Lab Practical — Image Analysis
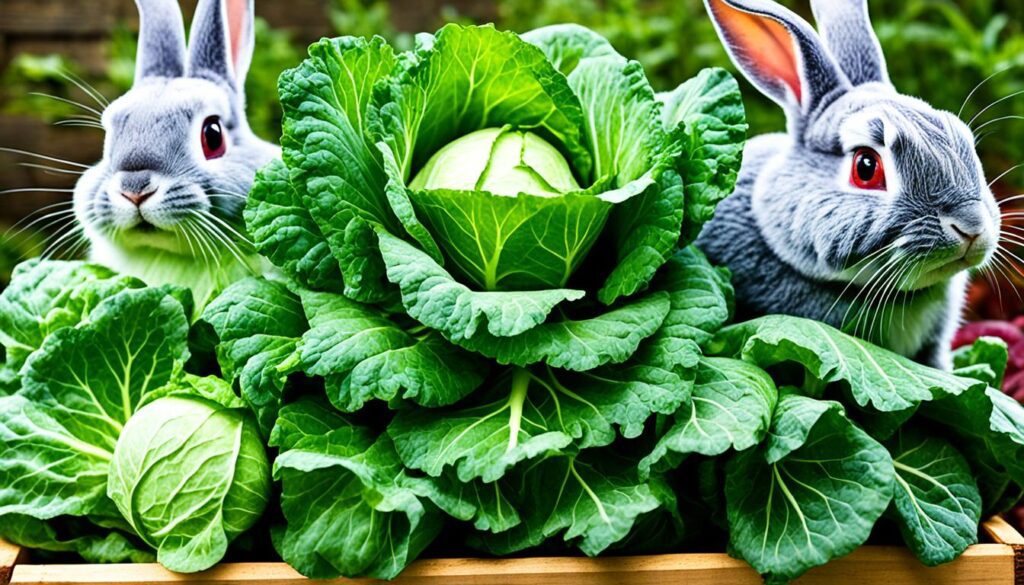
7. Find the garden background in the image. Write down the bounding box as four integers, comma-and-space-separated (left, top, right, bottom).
1, 0, 1023, 317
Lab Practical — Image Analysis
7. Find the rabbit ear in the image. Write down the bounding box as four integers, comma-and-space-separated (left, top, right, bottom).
810, 0, 889, 86
187, 0, 255, 94
134, 0, 187, 82
705, 0, 849, 117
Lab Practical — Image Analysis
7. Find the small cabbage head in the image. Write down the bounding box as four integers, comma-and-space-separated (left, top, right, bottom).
108, 395, 271, 572
409, 127, 580, 197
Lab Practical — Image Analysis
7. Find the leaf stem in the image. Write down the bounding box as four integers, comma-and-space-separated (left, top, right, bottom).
803, 369, 827, 398
507, 368, 530, 451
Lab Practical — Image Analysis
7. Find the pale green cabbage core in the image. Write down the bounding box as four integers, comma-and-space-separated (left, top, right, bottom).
409, 127, 580, 197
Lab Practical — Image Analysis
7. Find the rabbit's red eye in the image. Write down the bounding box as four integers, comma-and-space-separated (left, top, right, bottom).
851, 147, 885, 191
201, 116, 226, 160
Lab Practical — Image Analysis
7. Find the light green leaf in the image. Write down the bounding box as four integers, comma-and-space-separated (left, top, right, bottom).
408, 188, 612, 291
952, 337, 1008, 388
435, 472, 521, 533
474, 452, 672, 556
0, 514, 153, 563
201, 278, 307, 435
598, 170, 684, 304
521, 23, 620, 77
377, 230, 584, 340
390, 356, 686, 482
925, 385, 1024, 486
0, 395, 112, 519
725, 394, 894, 583
561, 48, 671, 305
0, 361, 18, 395
244, 158, 343, 292
452, 291, 670, 371
642, 357, 776, 474
650, 246, 734, 349
295, 287, 487, 411
342, 331, 488, 410
886, 426, 981, 566
269, 397, 362, 452
21, 287, 190, 452
279, 35, 399, 302
274, 426, 443, 579
0, 259, 143, 371
388, 383, 573, 483
569, 55, 660, 187
710, 315, 981, 412
371, 24, 591, 185
659, 67, 747, 245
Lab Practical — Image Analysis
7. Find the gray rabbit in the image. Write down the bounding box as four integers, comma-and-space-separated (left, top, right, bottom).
697, 0, 999, 369
73, 0, 278, 309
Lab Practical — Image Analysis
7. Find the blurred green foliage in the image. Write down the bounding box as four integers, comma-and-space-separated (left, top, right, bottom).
0, 223, 45, 289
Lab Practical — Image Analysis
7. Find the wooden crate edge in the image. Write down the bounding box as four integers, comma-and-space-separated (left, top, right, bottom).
0, 536, 21, 585
3, 517, 1023, 585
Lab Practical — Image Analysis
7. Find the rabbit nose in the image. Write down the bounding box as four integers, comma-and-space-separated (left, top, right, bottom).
121, 190, 155, 207
939, 216, 980, 245
118, 171, 155, 207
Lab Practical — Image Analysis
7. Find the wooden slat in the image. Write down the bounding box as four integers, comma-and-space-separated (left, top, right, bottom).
7, 545, 1016, 585
0, 537, 20, 585
982, 516, 1024, 546
4, 518, 1020, 584
0, 0, 116, 35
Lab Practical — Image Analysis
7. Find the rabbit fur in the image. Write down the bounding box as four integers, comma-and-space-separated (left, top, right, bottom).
73, 0, 278, 310
697, 0, 999, 369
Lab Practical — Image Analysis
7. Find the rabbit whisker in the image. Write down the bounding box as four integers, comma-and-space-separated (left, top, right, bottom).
66, 240, 91, 260
968, 89, 1024, 129
899, 258, 929, 331
177, 220, 202, 263
0, 187, 75, 196
872, 256, 905, 337
993, 243, 1024, 277
198, 209, 254, 248
978, 264, 1005, 311
825, 240, 901, 321
28, 92, 103, 120
972, 115, 1024, 137
989, 251, 1024, 302
58, 69, 110, 109
993, 256, 1024, 304
41, 224, 86, 259
856, 253, 910, 340
17, 162, 84, 176
4, 199, 74, 228
864, 254, 907, 341
989, 163, 1024, 188
842, 251, 904, 337
882, 255, 916, 339
0, 147, 89, 168
975, 129, 997, 147
54, 120, 105, 130
183, 217, 216, 272
189, 211, 250, 270
4, 208, 77, 244
182, 221, 211, 274
997, 193, 1024, 207
958, 65, 1016, 120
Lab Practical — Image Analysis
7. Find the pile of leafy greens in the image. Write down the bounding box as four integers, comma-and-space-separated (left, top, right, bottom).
1, 23, 1023, 585
0, 261, 270, 572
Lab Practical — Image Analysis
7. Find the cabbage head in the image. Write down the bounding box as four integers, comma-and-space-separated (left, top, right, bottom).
108, 394, 271, 572
249, 23, 746, 319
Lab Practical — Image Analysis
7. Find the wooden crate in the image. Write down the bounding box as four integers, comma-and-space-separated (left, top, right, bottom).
1, 517, 1021, 585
